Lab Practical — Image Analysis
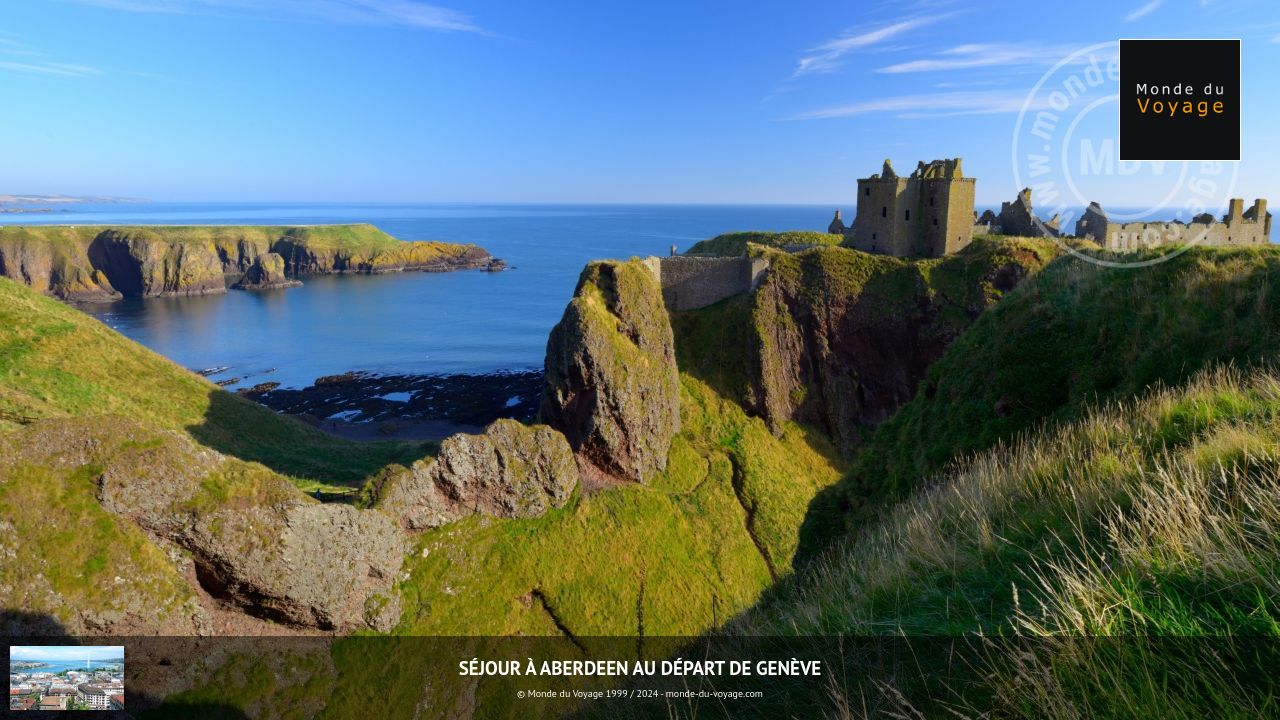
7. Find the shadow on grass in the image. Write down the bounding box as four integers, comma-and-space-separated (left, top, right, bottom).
186, 388, 432, 490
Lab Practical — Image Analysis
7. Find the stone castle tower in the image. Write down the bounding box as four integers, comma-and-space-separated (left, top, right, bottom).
845, 158, 976, 258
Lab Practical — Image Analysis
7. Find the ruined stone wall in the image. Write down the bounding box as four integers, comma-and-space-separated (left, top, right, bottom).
1101, 220, 1269, 250
1076, 199, 1271, 250
642, 256, 769, 311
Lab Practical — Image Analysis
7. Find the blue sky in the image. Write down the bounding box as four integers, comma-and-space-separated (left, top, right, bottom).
10, 645, 123, 662
2, 0, 1279, 205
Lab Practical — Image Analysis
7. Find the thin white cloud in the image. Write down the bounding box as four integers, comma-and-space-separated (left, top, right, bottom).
0, 60, 103, 76
788, 90, 1051, 120
60, 0, 486, 33
1125, 0, 1165, 21
0, 36, 43, 57
794, 14, 951, 77
0, 36, 103, 77
877, 43, 1086, 74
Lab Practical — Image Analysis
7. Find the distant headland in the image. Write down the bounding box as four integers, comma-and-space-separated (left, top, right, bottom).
0, 194, 148, 205
0, 223, 503, 302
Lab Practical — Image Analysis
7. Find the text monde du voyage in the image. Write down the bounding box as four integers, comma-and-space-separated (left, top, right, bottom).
1134, 82, 1228, 118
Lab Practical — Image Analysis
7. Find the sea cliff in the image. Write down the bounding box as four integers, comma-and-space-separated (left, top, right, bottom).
0, 223, 494, 301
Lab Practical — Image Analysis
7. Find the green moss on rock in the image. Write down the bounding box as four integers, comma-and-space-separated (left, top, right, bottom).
541, 260, 681, 484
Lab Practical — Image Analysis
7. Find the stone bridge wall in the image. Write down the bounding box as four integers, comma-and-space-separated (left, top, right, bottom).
641, 256, 769, 311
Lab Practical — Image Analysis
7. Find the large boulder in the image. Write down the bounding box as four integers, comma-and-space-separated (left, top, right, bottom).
182, 502, 405, 632
541, 259, 681, 484
376, 419, 578, 531
0, 417, 406, 633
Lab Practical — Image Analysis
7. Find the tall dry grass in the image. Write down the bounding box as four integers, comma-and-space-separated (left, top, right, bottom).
733, 366, 1280, 717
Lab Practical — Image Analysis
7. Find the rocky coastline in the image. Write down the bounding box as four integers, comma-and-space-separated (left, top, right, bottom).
0, 223, 503, 302
237, 369, 543, 441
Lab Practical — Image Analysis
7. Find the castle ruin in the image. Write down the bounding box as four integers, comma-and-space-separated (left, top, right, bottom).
1075, 199, 1271, 250
829, 158, 1271, 257
829, 158, 976, 258
974, 188, 1061, 238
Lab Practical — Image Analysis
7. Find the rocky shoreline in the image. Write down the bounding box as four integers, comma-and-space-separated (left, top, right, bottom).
237, 369, 543, 441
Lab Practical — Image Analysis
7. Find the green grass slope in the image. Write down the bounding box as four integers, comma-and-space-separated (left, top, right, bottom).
657, 244, 1280, 718
0, 276, 425, 490
390, 374, 843, 638
816, 244, 1280, 536
708, 366, 1280, 718
685, 230, 844, 256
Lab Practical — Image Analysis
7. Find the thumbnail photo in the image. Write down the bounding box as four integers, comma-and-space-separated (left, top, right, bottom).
9, 646, 124, 712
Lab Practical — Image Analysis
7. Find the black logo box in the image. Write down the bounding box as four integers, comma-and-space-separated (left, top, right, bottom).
1120, 39, 1240, 161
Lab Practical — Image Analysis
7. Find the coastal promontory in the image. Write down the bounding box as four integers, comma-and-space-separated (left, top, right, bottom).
0, 223, 496, 302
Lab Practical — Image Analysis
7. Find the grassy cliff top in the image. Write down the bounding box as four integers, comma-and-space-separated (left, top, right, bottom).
697, 244, 1280, 717
685, 230, 845, 256
717, 364, 1280, 717
0, 223, 478, 253
828, 243, 1280, 524
0, 276, 425, 489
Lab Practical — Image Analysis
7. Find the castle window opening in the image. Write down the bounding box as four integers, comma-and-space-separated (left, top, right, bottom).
933, 218, 938, 226
905, 209, 910, 221
864, 187, 870, 196
881, 206, 887, 218
929, 197, 935, 207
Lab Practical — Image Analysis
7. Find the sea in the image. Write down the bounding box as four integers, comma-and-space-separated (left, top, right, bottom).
4, 203, 838, 389
10, 658, 122, 674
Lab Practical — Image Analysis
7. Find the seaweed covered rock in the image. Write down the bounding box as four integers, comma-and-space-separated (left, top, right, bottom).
541, 259, 681, 484
376, 419, 578, 530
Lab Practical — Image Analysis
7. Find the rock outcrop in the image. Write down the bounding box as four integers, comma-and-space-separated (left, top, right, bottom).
0, 224, 493, 301
376, 419, 578, 531
541, 259, 681, 484
740, 240, 1054, 453
88, 228, 227, 298
179, 502, 405, 631
271, 231, 492, 276
233, 252, 302, 290
0, 417, 405, 633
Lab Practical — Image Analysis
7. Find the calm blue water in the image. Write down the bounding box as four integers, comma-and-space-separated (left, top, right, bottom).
5, 203, 831, 389
10, 659, 121, 673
